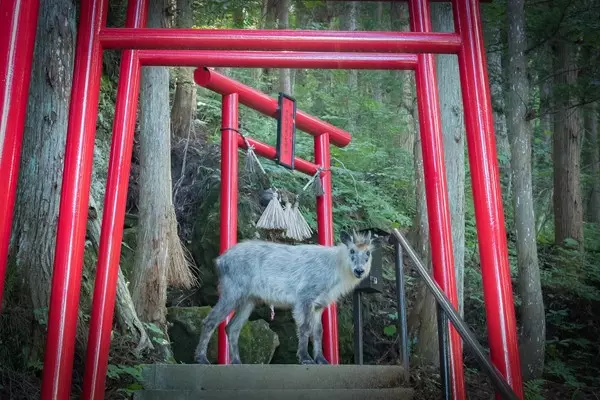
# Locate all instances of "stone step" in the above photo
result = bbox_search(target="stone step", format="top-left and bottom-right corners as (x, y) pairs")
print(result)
(141, 364), (409, 391)
(134, 388), (414, 400)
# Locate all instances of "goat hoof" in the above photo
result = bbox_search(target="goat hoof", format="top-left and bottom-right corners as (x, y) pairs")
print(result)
(300, 358), (315, 365)
(195, 354), (211, 364)
(231, 358), (242, 365)
(315, 355), (329, 365)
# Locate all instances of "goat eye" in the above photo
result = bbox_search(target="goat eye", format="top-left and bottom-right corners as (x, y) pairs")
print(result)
(350, 249), (355, 255)
(366, 251), (371, 257)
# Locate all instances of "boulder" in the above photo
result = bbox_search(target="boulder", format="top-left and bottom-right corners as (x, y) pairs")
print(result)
(167, 306), (280, 364)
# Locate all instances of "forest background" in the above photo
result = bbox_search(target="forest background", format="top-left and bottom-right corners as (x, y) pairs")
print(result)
(1, 0), (599, 399)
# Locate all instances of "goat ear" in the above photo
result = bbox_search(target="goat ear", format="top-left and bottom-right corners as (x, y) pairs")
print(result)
(340, 231), (353, 246)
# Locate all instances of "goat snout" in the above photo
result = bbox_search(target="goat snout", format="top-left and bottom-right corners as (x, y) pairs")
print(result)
(353, 268), (365, 278)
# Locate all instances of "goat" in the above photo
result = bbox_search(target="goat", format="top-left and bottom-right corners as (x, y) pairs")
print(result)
(194, 230), (374, 365)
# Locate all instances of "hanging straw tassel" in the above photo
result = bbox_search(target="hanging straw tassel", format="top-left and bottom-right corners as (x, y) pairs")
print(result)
(313, 172), (324, 196)
(288, 201), (313, 241)
(240, 133), (267, 187)
(256, 190), (287, 230)
(283, 201), (297, 239)
(303, 167), (325, 197)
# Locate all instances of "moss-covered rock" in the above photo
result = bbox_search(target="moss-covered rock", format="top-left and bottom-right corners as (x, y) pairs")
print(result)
(167, 306), (280, 364)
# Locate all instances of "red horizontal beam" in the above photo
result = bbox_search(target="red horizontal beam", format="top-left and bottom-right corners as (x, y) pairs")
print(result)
(100, 28), (462, 54)
(238, 135), (318, 176)
(138, 50), (417, 70)
(332, 0), (491, 2)
(194, 68), (352, 147)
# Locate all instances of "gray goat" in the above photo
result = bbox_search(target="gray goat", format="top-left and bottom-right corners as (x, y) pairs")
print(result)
(194, 230), (374, 365)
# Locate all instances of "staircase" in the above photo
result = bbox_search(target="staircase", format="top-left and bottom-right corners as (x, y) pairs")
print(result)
(134, 364), (414, 399)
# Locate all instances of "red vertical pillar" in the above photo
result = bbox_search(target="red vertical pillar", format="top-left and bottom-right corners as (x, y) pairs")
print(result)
(0, 0), (40, 311)
(82, 0), (147, 398)
(452, 0), (523, 398)
(217, 93), (239, 365)
(408, 0), (465, 398)
(315, 132), (339, 364)
(41, 0), (108, 399)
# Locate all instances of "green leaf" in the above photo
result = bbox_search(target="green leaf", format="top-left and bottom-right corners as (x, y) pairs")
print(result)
(383, 325), (397, 337)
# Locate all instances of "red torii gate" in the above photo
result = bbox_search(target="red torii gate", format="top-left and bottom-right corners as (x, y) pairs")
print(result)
(0, 0), (524, 400)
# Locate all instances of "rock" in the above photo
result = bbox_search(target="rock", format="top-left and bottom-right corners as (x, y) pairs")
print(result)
(167, 306), (280, 364)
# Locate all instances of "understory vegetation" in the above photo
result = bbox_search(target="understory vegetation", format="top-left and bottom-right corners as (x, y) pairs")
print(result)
(1, 1), (600, 399)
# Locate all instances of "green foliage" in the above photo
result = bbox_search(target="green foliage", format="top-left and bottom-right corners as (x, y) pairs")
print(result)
(383, 325), (397, 337)
(524, 379), (546, 400)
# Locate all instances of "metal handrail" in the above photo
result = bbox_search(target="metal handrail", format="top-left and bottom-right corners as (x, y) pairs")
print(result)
(391, 228), (519, 400)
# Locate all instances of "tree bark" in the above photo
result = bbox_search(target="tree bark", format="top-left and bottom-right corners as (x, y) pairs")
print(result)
(344, 1), (359, 92)
(343, 1), (359, 132)
(389, 2), (438, 366)
(12, 0), (77, 351)
(552, 39), (584, 248)
(132, 0), (196, 358)
(276, 0), (292, 95)
(506, 0), (545, 379)
(373, 2), (385, 103)
(585, 102), (600, 223)
(432, 3), (466, 317)
(87, 198), (152, 353)
(170, 0), (197, 139)
(488, 27), (511, 197)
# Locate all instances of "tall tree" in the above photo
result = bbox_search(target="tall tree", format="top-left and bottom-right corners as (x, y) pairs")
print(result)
(505, 0), (545, 379)
(132, 0), (196, 357)
(277, 0), (292, 95)
(407, 3), (467, 366)
(343, 1), (359, 92)
(432, 3), (466, 316)
(343, 1), (359, 132)
(585, 102), (600, 223)
(11, 0), (77, 357)
(170, 0), (197, 139)
(552, 38), (584, 247)
(487, 26), (511, 197)
(388, 2), (437, 366)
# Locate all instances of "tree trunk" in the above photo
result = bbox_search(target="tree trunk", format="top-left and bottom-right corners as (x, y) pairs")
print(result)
(552, 39), (584, 248)
(12, 0), (77, 356)
(585, 102), (600, 223)
(277, 0), (292, 95)
(132, 0), (196, 358)
(261, 0), (277, 90)
(506, 0), (545, 379)
(488, 27), (511, 198)
(432, 3), (466, 317)
(344, 1), (359, 92)
(87, 197), (152, 353)
(409, 132), (440, 366)
(170, 0), (197, 139)
(344, 1), (359, 132)
(389, 2), (438, 366)
(373, 2), (385, 103)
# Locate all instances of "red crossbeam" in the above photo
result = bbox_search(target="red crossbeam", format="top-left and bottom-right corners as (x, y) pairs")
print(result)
(100, 28), (462, 54)
(194, 67), (352, 147)
(137, 50), (417, 70)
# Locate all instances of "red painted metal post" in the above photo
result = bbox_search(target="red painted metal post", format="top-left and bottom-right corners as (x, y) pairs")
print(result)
(314, 132), (339, 364)
(101, 28), (462, 54)
(138, 50), (417, 70)
(194, 68), (351, 147)
(41, 0), (108, 398)
(408, 0), (466, 398)
(218, 93), (240, 364)
(452, 0), (524, 397)
(0, 0), (40, 311)
(82, 0), (147, 398)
